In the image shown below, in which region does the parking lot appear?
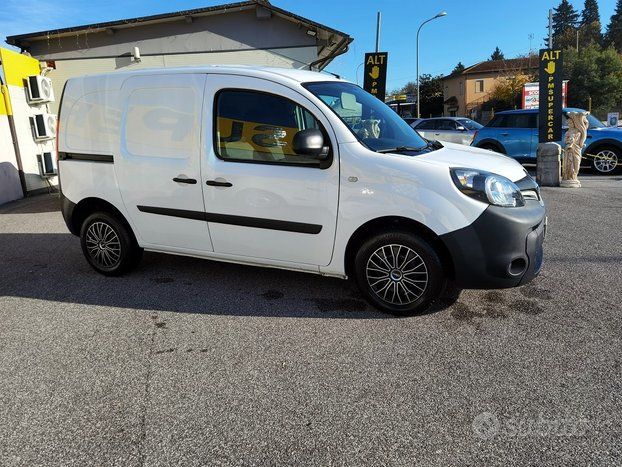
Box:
[0,175,621,466]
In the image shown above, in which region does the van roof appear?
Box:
[66,65,345,85]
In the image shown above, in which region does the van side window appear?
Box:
[124,87,198,159]
[66,91,119,154]
[214,90,326,167]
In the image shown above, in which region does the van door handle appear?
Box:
[173,177,197,184]
[205,180,233,187]
[500,132,509,136]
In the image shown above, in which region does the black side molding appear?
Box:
[206,212,321,234]
[137,206,204,221]
[137,205,322,234]
[58,152,114,163]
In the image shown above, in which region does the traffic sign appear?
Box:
[538,49,563,143]
[363,52,388,102]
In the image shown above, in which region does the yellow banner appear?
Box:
[0,47,40,88]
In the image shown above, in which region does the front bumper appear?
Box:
[440,200,546,289]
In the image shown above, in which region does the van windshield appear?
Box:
[303,82,430,153]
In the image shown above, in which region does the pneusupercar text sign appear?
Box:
[538,49,563,143]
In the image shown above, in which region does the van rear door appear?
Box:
[116,74,213,252]
[201,74,339,266]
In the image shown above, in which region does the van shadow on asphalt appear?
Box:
[0,233,459,319]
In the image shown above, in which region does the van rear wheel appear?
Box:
[80,212,142,276]
[354,232,445,315]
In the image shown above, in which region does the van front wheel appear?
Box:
[354,232,445,315]
[80,212,142,276]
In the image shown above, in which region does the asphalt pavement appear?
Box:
[0,175,621,466]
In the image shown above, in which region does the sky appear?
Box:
[0,0,618,91]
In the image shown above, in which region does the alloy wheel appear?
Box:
[365,244,429,306]
[594,150,618,173]
[85,221,121,269]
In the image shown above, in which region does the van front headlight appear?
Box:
[450,168,525,207]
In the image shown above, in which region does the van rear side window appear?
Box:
[124,87,198,159]
[65,91,118,154]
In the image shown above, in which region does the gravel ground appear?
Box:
[0,175,621,466]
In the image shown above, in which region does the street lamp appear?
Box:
[416,11,447,118]
[355,62,365,85]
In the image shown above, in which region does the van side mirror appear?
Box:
[293,128,329,160]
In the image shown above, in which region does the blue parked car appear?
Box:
[472,108,621,174]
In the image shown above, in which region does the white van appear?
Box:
[58,66,545,315]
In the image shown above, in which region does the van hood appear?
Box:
[417,141,527,182]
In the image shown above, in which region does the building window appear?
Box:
[475,80,484,93]
[214,89,327,167]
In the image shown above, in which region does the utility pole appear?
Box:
[576,28,579,52]
[548,9,553,48]
[375,12,381,52]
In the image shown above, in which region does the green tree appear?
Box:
[565,45,622,118]
[452,62,465,74]
[582,0,599,23]
[490,47,505,60]
[580,0,602,46]
[389,81,416,97]
[418,74,444,117]
[390,75,444,117]
[488,73,534,110]
[550,0,579,49]
[605,0,622,52]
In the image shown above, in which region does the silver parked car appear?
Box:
[412,117,483,145]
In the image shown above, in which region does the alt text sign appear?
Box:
[363,52,388,102]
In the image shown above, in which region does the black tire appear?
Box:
[353,231,446,316]
[590,146,621,175]
[80,212,143,276]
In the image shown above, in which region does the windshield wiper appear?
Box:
[376,146,428,154]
